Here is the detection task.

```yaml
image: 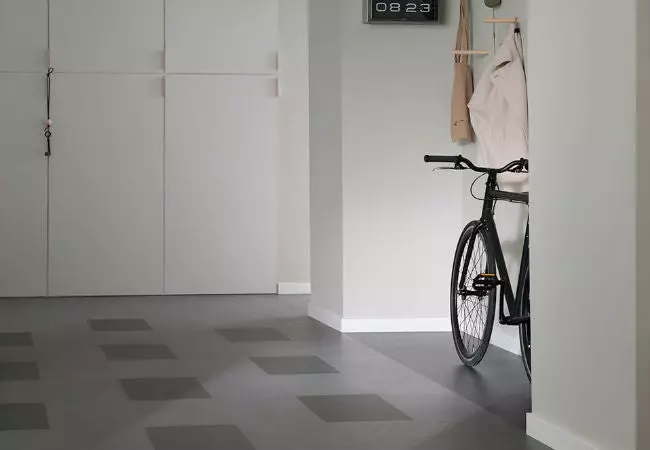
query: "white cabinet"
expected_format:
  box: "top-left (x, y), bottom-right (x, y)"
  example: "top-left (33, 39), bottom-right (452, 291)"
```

top-left (50, 0), bottom-right (164, 73)
top-left (0, 0), bottom-right (48, 72)
top-left (48, 75), bottom-right (164, 296)
top-left (164, 76), bottom-right (278, 294)
top-left (165, 0), bottom-right (279, 74)
top-left (0, 0), bottom-right (280, 297)
top-left (0, 75), bottom-right (48, 297)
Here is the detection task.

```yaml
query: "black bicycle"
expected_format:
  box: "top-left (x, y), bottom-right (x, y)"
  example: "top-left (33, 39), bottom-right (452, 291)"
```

top-left (424, 154), bottom-right (531, 380)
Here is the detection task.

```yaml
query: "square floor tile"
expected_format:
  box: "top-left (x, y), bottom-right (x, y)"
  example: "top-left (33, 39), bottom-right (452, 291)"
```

top-left (250, 356), bottom-right (339, 375)
top-left (101, 344), bottom-right (176, 361)
top-left (298, 394), bottom-right (411, 423)
top-left (0, 403), bottom-right (49, 430)
top-left (120, 378), bottom-right (211, 401)
top-left (146, 425), bottom-right (255, 450)
top-left (0, 332), bottom-right (33, 347)
top-left (89, 318), bottom-right (152, 331)
top-left (217, 327), bottom-right (289, 343)
top-left (0, 362), bottom-right (39, 382)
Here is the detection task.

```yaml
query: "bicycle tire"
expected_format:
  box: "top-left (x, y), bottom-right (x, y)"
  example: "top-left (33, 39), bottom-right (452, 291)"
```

top-left (450, 221), bottom-right (497, 367)
top-left (519, 267), bottom-right (531, 381)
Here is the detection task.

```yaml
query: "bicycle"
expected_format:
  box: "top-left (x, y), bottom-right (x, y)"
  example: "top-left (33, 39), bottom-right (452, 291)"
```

top-left (424, 154), bottom-right (531, 380)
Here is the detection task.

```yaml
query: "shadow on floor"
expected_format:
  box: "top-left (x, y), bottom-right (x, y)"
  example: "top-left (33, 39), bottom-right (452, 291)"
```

top-left (352, 332), bottom-right (532, 430)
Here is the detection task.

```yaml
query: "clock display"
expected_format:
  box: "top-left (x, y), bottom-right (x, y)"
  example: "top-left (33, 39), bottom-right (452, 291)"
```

top-left (365, 0), bottom-right (439, 24)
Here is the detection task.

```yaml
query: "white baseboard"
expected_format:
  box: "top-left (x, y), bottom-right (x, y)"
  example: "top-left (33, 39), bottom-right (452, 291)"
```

top-left (308, 304), bottom-right (342, 330)
top-left (307, 307), bottom-right (451, 333)
top-left (277, 282), bottom-right (311, 295)
top-left (527, 413), bottom-right (598, 450)
top-left (340, 317), bottom-right (451, 333)
top-left (307, 305), bottom-right (522, 354)
top-left (491, 328), bottom-right (522, 355)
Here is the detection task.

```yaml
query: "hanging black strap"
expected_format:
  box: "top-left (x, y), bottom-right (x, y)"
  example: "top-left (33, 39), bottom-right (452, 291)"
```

top-left (44, 67), bottom-right (54, 157)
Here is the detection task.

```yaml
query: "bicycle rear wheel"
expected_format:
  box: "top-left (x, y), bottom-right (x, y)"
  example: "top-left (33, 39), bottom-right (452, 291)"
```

top-left (519, 270), bottom-right (531, 380)
top-left (450, 221), bottom-right (496, 367)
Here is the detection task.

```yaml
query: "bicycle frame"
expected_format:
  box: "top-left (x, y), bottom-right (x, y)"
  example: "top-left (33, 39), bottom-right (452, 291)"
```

top-left (459, 171), bottom-right (529, 326)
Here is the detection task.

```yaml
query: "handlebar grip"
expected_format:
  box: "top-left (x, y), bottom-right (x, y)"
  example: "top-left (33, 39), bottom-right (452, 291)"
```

top-left (424, 155), bottom-right (460, 164)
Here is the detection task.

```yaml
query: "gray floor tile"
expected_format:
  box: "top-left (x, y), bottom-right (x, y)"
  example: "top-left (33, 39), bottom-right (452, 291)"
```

top-left (101, 344), bottom-right (176, 361)
top-left (413, 409), bottom-right (551, 450)
top-left (217, 328), bottom-right (289, 343)
top-left (0, 296), bottom-right (541, 449)
top-left (0, 362), bottom-right (40, 382)
top-left (89, 319), bottom-right (152, 331)
top-left (146, 425), bottom-right (256, 450)
top-left (250, 356), bottom-right (339, 375)
top-left (298, 394), bottom-right (411, 423)
top-left (120, 378), bottom-right (211, 401)
top-left (0, 332), bottom-right (33, 347)
top-left (0, 403), bottom-right (49, 431)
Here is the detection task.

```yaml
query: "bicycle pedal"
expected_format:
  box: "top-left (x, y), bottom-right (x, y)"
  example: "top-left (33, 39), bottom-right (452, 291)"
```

top-left (472, 273), bottom-right (500, 291)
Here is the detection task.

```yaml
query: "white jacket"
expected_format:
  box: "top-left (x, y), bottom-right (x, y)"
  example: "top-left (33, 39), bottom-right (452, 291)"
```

top-left (468, 25), bottom-right (528, 188)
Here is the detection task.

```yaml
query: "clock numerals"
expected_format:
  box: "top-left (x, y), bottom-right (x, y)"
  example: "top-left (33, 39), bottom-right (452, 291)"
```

top-left (375, 1), bottom-right (433, 14)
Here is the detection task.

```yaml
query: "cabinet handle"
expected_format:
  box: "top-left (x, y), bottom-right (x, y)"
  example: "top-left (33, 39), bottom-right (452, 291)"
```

top-left (44, 67), bottom-right (54, 157)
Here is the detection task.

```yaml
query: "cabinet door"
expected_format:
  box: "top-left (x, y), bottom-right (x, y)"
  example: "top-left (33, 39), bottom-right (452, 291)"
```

top-left (165, 0), bottom-right (278, 74)
top-left (49, 0), bottom-right (163, 73)
top-left (165, 76), bottom-right (278, 294)
top-left (49, 75), bottom-right (164, 296)
top-left (0, 0), bottom-right (48, 72)
top-left (0, 75), bottom-right (48, 297)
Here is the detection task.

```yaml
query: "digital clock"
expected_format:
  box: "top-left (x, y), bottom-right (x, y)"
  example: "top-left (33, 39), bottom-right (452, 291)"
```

top-left (364, 0), bottom-right (440, 24)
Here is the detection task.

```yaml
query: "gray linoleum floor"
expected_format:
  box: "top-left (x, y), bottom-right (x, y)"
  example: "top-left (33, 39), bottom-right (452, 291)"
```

top-left (0, 295), bottom-right (550, 450)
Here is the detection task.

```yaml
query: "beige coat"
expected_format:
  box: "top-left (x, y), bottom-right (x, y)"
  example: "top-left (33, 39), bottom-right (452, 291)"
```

top-left (469, 26), bottom-right (528, 188)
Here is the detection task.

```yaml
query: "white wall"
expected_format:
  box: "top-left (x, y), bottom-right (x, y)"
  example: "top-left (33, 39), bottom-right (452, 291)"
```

top-left (278, 0), bottom-right (311, 285)
top-left (309, 0), bottom-right (463, 329)
top-left (527, 0), bottom-right (637, 448)
top-left (339, 1), bottom-right (461, 321)
top-left (308, 0), bottom-right (344, 321)
top-left (637, 0), bottom-right (650, 447)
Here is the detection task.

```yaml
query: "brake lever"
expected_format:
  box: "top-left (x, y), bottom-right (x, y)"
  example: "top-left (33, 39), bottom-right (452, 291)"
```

top-left (432, 166), bottom-right (459, 172)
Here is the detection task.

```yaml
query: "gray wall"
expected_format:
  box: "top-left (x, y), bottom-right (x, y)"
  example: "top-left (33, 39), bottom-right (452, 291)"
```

top-left (309, 0), bottom-right (344, 319)
top-left (527, 0), bottom-right (637, 448)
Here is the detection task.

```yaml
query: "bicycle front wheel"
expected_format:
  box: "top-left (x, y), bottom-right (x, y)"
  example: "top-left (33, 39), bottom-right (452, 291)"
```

top-left (450, 221), bottom-right (497, 367)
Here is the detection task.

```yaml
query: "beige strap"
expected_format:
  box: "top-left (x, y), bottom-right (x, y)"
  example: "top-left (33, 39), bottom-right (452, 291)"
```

top-left (450, 0), bottom-right (474, 143)
top-left (454, 0), bottom-right (471, 64)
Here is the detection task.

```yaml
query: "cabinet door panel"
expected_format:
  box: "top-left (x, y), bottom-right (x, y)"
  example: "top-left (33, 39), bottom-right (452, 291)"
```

top-left (165, 76), bottom-right (277, 294)
top-left (166, 0), bottom-right (278, 74)
top-left (50, 0), bottom-right (164, 73)
top-left (0, 0), bottom-right (48, 72)
top-left (49, 75), bottom-right (164, 296)
top-left (0, 74), bottom-right (48, 297)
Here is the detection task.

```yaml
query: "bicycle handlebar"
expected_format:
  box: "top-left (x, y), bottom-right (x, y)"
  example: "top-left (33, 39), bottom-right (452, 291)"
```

top-left (423, 155), bottom-right (459, 164)
top-left (424, 154), bottom-right (528, 174)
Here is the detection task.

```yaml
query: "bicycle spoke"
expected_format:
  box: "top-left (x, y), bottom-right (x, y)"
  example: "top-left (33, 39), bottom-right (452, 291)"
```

top-left (454, 229), bottom-right (493, 360)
